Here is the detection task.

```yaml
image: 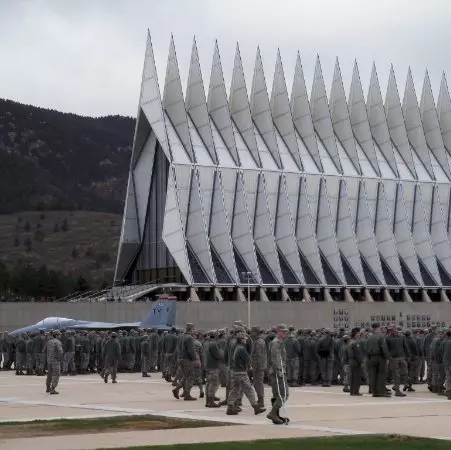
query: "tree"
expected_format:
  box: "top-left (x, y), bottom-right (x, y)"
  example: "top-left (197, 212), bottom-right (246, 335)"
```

top-left (75, 275), bottom-right (90, 293)
top-left (61, 218), bottom-right (68, 232)
top-left (24, 220), bottom-right (30, 232)
top-left (24, 237), bottom-right (32, 252)
top-left (13, 236), bottom-right (20, 247)
top-left (34, 229), bottom-right (45, 243)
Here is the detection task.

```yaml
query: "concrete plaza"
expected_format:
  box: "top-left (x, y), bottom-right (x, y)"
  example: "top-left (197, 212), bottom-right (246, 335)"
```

top-left (0, 371), bottom-right (450, 449)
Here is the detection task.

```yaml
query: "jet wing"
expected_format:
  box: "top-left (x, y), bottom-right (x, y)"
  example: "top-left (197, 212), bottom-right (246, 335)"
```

top-left (68, 321), bottom-right (140, 330)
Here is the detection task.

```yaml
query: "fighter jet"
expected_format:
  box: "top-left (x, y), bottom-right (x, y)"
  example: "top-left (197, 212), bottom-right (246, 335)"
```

top-left (10, 297), bottom-right (177, 336)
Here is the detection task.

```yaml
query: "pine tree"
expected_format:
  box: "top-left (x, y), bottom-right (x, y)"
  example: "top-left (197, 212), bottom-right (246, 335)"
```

top-left (61, 218), bottom-right (68, 232)
top-left (24, 237), bottom-right (32, 252)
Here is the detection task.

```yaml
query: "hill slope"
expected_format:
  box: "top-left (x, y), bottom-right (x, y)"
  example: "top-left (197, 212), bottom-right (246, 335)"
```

top-left (0, 210), bottom-right (121, 288)
top-left (0, 98), bottom-right (134, 214)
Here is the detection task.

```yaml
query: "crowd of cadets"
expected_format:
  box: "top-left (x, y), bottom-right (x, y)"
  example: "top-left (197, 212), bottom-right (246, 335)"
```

top-left (2, 322), bottom-right (451, 422)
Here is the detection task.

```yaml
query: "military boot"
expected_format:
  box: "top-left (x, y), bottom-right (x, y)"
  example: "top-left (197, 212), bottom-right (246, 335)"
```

top-left (172, 388), bottom-right (180, 399)
top-left (394, 388), bottom-right (406, 397)
top-left (49, 387), bottom-right (59, 395)
top-left (404, 385), bottom-right (415, 392)
top-left (226, 405), bottom-right (239, 415)
top-left (112, 379), bottom-right (117, 384)
top-left (205, 397), bottom-right (221, 408)
top-left (213, 396), bottom-right (221, 401)
top-left (437, 387), bottom-right (446, 396)
top-left (46, 385), bottom-right (51, 393)
top-left (199, 391), bottom-right (205, 399)
top-left (446, 390), bottom-right (451, 400)
top-left (257, 396), bottom-right (265, 408)
top-left (184, 392), bottom-right (197, 401)
top-left (267, 406), bottom-right (284, 425)
top-left (142, 372), bottom-right (150, 377)
top-left (431, 386), bottom-right (438, 393)
top-left (253, 403), bottom-right (266, 415)
top-left (343, 386), bottom-right (350, 393)
top-left (218, 399), bottom-right (227, 406)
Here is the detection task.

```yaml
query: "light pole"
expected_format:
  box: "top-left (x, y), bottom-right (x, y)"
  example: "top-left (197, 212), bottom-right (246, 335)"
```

top-left (242, 271), bottom-right (252, 329)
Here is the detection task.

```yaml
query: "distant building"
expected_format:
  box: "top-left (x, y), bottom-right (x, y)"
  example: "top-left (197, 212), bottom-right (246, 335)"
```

top-left (115, 33), bottom-right (451, 303)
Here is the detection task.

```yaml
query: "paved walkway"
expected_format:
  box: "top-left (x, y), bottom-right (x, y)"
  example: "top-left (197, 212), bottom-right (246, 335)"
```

top-left (0, 372), bottom-right (450, 449)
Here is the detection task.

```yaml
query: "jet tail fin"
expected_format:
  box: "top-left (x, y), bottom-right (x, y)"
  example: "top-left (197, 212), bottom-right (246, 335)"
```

top-left (139, 298), bottom-right (177, 329)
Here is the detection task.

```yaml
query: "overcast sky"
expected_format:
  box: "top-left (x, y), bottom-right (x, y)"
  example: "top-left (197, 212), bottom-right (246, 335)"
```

top-left (1, 0), bottom-right (450, 117)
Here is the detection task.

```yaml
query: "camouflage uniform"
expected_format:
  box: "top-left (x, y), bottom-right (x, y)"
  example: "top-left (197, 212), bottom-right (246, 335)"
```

top-left (317, 332), bottom-right (334, 386)
top-left (284, 329), bottom-right (301, 386)
top-left (15, 335), bottom-right (26, 374)
top-left (26, 336), bottom-right (35, 373)
top-left (193, 337), bottom-right (204, 397)
top-left (226, 334), bottom-right (263, 415)
top-left (173, 327), bottom-right (197, 399)
top-left (103, 334), bottom-right (121, 382)
top-left (162, 330), bottom-right (178, 380)
top-left (46, 333), bottom-right (63, 392)
top-left (33, 331), bottom-right (47, 374)
top-left (386, 331), bottom-right (408, 393)
top-left (204, 334), bottom-right (224, 405)
top-left (251, 331), bottom-right (267, 405)
top-left (62, 331), bottom-right (76, 374)
top-left (140, 335), bottom-right (151, 375)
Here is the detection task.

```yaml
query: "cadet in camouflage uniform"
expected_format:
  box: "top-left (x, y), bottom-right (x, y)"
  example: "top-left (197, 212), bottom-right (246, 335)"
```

top-left (172, 323), bottom-right (198, 401)
top-left (150, 328), bottom-right (160, 372)
top-left (80, 331), bottom-right (90, 374)
top-left (303, 331), bottom-right (319, 384)
top-left (226, 332), bottom-right (265, 416)
top-left (62, 330), bottom-right (76, 375)
top-left (347, 328), bottom-right (364, 396)
top-left (103, 332), bottom-right (121, 383)
top-left (296, 330), bottom-right (306, 385)
top-left (386, 327), bottom-right (408, 397)
top-left (317, 330), bottom-right (334, 387)
top-left (46, 330), bottom-right (63, 394)
top-left (204, 330), bottom-right (223, 407)
top-left (404, 329), bottom-right (419, 392)
top-left (25, 333), bottom-right (35, 375)
top-left (217, 330), bottom-right (228, 387)
top-left (442, 329), bottom-right (451, 400)
top-left (284, 326), bottom-right (301, 387)
top-left (431, 329), bottom-right (446, 395)
top-left (365, 323), bottom-right (391, 397)
top-left (162, 327), bottom-right (178, 382)
top-left (340, 335), bottom-right (350, 392)
top-left (15, 334), bottom-right (26, 375)
top-left (267, 324), bottom-right (289, 425)
top-left (34, 330), bottom-right (47, 376)
top-left (192, 331), bottom-right (205, 399)
top-left (251, 328), bottom-right (267, 407)
top-left (141, 333), bottom-right (151, 377)
top-left (425, 326), bottom-right (437, 388)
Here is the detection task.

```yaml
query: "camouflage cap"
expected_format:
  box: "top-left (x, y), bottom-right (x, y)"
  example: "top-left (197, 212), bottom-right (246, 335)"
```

top-left (276, 324), bottom-right (289, 332)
